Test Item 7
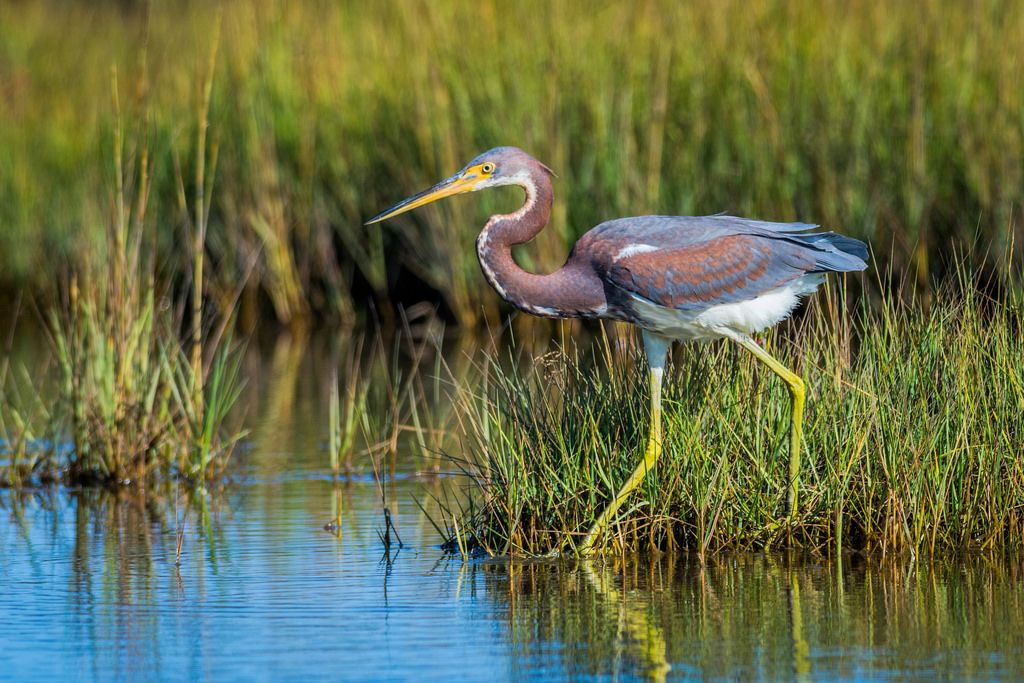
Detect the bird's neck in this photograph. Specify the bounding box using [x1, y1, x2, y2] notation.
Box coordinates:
[476, 171, 606, 318]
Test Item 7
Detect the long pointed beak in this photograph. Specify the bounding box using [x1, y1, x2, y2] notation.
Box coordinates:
[365, 170, 480, 225]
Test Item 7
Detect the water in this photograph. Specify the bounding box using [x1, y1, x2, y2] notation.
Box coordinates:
[3, 337, 1024, 681]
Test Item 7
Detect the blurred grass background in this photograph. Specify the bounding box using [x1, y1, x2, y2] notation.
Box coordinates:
[1, 0, 1022, 329]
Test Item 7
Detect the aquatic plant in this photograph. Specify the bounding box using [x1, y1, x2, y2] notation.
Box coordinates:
[0, 358, 60, 487]
[328, 337, 379, 477]
[448, 269, 1024, 557]
[0, 69, 245, 488]
[1, 1, 1023, 325]
[326, 314, 456, 477]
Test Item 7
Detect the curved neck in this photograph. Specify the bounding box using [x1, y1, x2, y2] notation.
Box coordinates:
[476, 170, 606, 318]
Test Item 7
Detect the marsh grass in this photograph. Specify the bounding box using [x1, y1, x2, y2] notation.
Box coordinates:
[328, 339, 371, 477]
[2, 1, 1023, 325]
[444, 271, 1024, 557]
[0, 360, 60, 487]
[326, 312, 457, 477]
[0, 69, 245, 489]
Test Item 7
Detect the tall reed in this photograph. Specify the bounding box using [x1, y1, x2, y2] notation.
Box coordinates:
[1, 67, 245, 488]
[1, 1, 1022, 325]
[325, 313, 454, 477]
[0, 359, 59, 487]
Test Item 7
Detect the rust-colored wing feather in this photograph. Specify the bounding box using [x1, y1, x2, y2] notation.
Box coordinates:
[606, 234, 818, 310]
[573, 214, 867, 312]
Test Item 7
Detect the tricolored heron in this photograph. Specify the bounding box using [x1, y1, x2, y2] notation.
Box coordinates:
[368, 147, 868, 554]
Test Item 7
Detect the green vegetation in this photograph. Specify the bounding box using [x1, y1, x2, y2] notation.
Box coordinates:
[2, 2, 1023, 558]
[0, 70, 244, 488]
[447, 272, 1024, 557]
[1, 1, 1023, 327]
[326, 322, 466, 479]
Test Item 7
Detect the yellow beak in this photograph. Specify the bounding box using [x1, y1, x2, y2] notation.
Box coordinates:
[365, 170, 481, 225]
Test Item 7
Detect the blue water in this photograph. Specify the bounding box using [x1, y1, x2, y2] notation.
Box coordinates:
[3, 336, 1024, 681]
[2, 480, 516, 681]
[4, 477, 1024, 681]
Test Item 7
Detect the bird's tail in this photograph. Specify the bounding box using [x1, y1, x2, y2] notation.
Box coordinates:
[799, 232, 869, 273]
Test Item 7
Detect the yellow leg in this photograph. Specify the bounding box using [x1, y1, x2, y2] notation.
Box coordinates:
[578, 333, 668, 555]
[737, 337, 805, 519]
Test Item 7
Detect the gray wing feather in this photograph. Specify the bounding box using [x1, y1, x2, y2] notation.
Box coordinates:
[586, 215, 816, 248]
[579, 214, 868, 311]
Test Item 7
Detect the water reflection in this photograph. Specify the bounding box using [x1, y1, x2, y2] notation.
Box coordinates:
[4, 329, 1024, 680]
[4, 484, 1024, 680]
[581, 561, 672, 681]
[481, 553, 1024, 680]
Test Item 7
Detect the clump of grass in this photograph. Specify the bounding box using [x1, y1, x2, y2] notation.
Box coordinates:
[1, 67, 245, 489]
[325, 312, 453, 477]
[48, 289, 245, 487]
[328, 338, 371, 477]
[0, 361, 61, 487]
[449, 270, 1024, 557]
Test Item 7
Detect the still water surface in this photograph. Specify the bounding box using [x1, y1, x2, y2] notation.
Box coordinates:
[2, 337, 1023, 681]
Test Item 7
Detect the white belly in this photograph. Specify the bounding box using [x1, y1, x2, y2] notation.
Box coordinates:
[628, 275, 824, 342]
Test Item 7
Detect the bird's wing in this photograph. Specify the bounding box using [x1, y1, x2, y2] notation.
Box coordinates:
[580, 215, 844, 311]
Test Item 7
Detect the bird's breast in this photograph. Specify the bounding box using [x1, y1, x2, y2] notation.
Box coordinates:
[615, 275, 824, 342]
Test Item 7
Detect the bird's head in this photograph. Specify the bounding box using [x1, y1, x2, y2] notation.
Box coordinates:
[366, 147, 554, 224]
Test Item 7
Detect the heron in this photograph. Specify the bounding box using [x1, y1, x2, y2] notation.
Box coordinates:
[367, 147, 868, 555]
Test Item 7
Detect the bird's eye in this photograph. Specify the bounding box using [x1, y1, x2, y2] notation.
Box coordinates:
[481, 163, 495, 174]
